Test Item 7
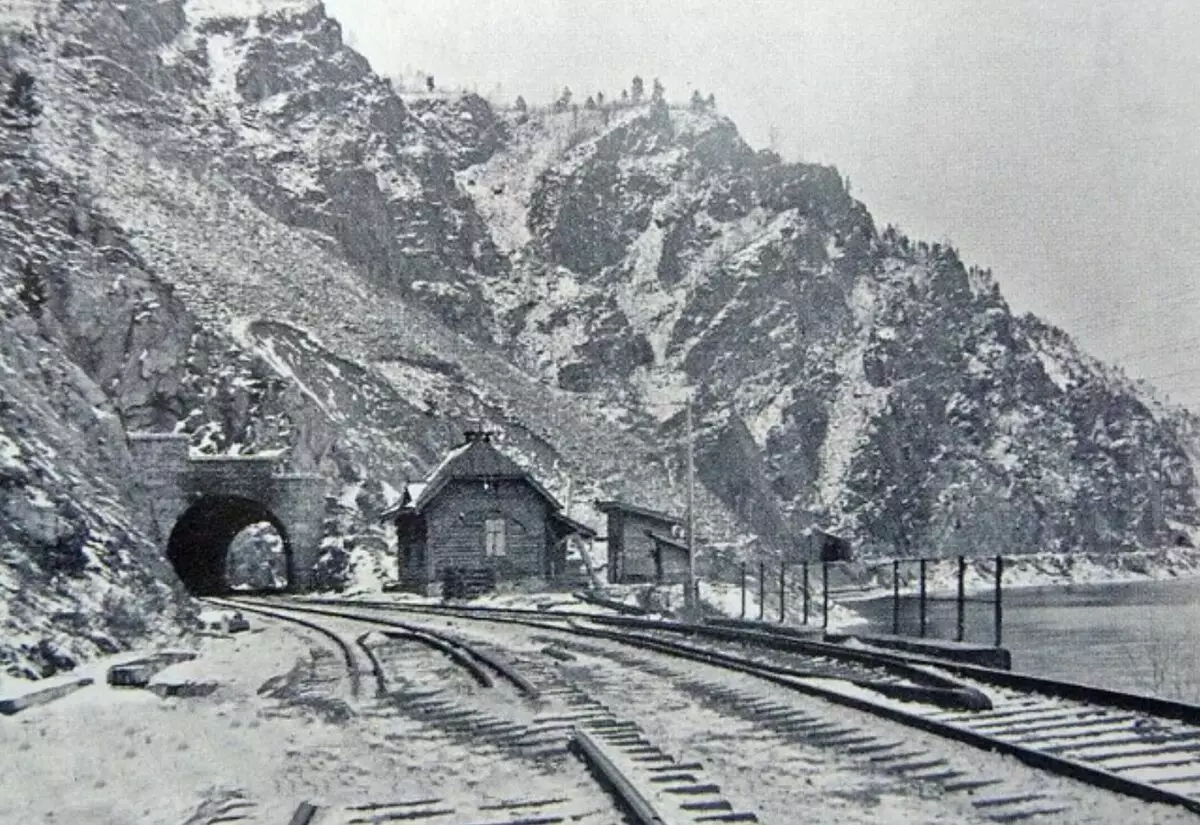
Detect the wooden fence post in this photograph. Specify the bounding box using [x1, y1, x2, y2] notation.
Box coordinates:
[802, 561, 809, 625]
[994, 555, 1004, 648]
[779, 565, 786, 624]
[956, 555, 966, 642]
[918, 558, 927, 638]
[892, 559, 900, 636]
[740, 562, 746, 619]
[822, 561, 829, 631]
[758, 560, 765, 621]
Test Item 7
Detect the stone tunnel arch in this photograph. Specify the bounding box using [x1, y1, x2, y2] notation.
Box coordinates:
[167, 495, 294, 595]
[129, 433, 327, 594]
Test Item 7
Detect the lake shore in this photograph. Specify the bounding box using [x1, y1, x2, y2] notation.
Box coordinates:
[831, 545, 1200, 604]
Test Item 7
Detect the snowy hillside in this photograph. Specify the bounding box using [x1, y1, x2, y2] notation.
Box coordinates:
[1, 0, 1199, 678]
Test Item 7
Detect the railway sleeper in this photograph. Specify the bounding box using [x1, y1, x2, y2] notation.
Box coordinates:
[662, 783, 723, 796]
[648, 773, 699, 784]
[693, 813, 759, 823]
[843, 741, 906, 756]
[908, 769, 966, 783]
[967, 711, 1104, 731]
[983, 716, 1139, 739]
[880, 758, 949, 774]
[1009, 723, 1152, 746]
[987, 807, 1071, 824]
[971, 793, 1048, 809]
[942, 778, 1005, 794]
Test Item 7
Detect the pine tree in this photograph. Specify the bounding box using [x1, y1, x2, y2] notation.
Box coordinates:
[425, 75, 435, 92]
[554, 86, 572, 112]
[651, 77, 665, 103]
[514, 95, 527, 113]
[596, 91, 605, 108]
[690, 89, 704, 111]
[706, 92, 716, 109]
[631, 75, 644, 102]
[584, 95, 596, 110]
[3, 70, 42, 130]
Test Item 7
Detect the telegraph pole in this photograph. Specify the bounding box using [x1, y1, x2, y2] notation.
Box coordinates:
[685, 394, 697, 615]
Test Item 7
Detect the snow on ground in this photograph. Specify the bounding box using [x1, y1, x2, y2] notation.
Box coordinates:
[339, 543, 396, 595]
[749, 383, 795, 447]
[0, 616, 626, 824]
[457, 108, 617, 255]
[432, 616, 1198, 825]
[0, 0, 51, 30]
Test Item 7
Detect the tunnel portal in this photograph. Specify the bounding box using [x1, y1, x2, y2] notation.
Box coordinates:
[129, 433, 326, 594]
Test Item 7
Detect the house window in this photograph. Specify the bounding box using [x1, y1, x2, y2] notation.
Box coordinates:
[484, 517, 507, 557]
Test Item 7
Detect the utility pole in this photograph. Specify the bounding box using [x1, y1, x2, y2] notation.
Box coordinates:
[685, 394, 697, 615]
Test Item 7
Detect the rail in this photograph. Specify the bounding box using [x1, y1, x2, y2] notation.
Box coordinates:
[569, 728, 674, 825]
[271, 595, 1200, 817]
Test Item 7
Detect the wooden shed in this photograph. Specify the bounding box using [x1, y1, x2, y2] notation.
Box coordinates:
[595, 499, 683, 583]
[645, 530, 691, 584]
[383, 429, 595, 594]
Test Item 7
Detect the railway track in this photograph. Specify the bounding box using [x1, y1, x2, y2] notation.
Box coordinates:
[641, 617, 1200, 817]
[208, 597, 760, 824]
[261, 595, 1200, 820]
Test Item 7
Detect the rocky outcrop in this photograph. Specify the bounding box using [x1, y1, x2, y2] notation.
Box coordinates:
[0, 130, 193, 677]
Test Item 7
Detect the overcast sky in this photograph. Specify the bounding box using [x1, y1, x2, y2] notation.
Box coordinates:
[325, 0, 1200, 409]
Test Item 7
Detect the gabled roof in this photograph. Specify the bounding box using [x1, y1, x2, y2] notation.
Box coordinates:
[594, 499, 682, 525]
[381, 434, 562, 519]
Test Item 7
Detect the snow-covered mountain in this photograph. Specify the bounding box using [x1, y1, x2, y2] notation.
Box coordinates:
[2, 0, 1199, 675]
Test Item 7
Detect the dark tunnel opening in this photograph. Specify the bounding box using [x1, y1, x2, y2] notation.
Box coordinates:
[166, 495, 293, 596]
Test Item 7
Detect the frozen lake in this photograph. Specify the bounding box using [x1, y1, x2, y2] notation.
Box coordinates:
[850, 577, 1200, 701]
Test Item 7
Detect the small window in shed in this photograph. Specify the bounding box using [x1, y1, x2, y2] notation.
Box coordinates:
[485, 517, 507, 557]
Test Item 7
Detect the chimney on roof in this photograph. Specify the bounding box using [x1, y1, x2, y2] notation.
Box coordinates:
[463, 420, 493, 443]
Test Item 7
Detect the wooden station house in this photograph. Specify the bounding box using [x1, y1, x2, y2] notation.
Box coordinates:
[384, 429, 595, 594]
[595, 499, 688, 584]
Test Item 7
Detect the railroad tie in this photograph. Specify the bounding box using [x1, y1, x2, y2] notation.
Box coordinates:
[648, 773, 699, 784]
[645, 761, 706, 773]
[692, 813, 759, 823]
[844, 741, 905, 756]
[986, 807, 1071, 824]
[971, 793, 1049, 810]
[882, 758, 949, 774]
[868, 750, 926, 764]
[941, 778, 1005, 794]
[662, 783, 722, 796]
[680, 799, 734, 812]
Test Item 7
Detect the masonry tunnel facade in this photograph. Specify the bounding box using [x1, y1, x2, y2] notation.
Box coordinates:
[129, 433, 327, 595]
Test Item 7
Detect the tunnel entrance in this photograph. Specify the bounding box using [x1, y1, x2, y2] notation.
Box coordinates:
[167, 496, 293, 595]
[226, 521, 289, 591]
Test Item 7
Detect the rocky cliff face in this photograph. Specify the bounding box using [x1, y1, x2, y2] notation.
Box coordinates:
[466, 100, 1199, 557]
[0, 123, 194, 677]
[1, 0, 1198, 676]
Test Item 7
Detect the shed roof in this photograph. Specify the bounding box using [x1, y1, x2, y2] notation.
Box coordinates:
[551, 511, 598, 539]
[645, 529, 691, 555]
[594, 499, 682, 525]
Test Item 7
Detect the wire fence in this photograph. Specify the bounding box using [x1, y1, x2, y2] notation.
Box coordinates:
[721, 555, 1006, 648]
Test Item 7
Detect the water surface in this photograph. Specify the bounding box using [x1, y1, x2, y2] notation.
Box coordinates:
[849, 577, 1200, 700]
